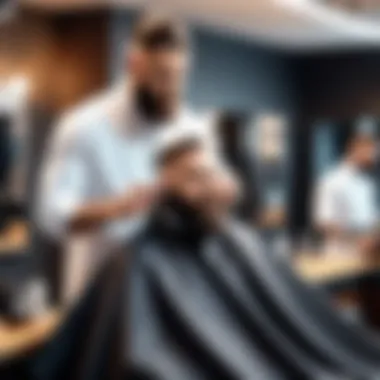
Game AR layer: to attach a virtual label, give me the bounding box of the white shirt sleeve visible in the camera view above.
[313,176,341,228]
[37,114,90,238]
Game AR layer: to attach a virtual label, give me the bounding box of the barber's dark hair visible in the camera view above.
[157,136,203,168]
[131,13,188,51]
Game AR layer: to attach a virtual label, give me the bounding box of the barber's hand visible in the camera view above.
[120,183,161,215]
[212,172,240,210]
[357,234,379,260]
[203,172,239,224]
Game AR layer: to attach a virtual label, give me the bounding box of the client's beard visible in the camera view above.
[134,87,175,123]
[155,194,214,238]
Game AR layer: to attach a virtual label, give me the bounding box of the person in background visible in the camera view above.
[37,13,236,304]
[313,133,379,255]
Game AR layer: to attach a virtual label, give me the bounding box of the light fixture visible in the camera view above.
[276,0,380,40]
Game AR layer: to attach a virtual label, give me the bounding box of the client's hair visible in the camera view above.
[157,136,204,168]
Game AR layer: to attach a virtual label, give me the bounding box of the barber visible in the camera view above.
[313,133,379,255]
[37,14,236,304]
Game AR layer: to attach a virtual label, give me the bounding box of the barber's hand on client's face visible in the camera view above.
[121,183,161,214]
[155,139,240,227]
[357,234,379,261]
[203,171,240,224]
[217,172,240,209]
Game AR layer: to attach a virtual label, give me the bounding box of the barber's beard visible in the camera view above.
[134,87,177,123]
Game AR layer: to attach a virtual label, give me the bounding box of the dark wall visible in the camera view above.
[187,29,297,113]
[1,9,109,113]
[295,52,380,119]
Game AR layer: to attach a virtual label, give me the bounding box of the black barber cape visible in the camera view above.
[126,203,380,380]
[38,203,380,380]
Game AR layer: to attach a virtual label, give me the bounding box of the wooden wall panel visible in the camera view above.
[0,9,109,113]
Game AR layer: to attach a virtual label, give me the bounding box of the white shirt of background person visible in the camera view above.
[36,82,216,306]
[313,162,378,253]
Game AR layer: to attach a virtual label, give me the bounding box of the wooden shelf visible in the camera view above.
[0,221,29,255]
[0,309,63,363]
[293,252,380,284]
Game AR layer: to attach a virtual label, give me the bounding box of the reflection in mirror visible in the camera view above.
[292,116,380,331]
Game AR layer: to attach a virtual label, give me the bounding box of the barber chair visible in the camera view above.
[29,248,127,380]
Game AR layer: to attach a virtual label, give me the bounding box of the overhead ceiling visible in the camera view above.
[18,0,380,52]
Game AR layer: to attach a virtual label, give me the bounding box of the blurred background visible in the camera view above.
[3,0,380,378]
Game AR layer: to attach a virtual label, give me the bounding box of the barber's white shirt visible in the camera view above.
[313,162,378,233]
[37,82,215,304]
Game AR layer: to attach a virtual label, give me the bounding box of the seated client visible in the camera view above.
[126,136,313,380]
[73,135,380,380]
